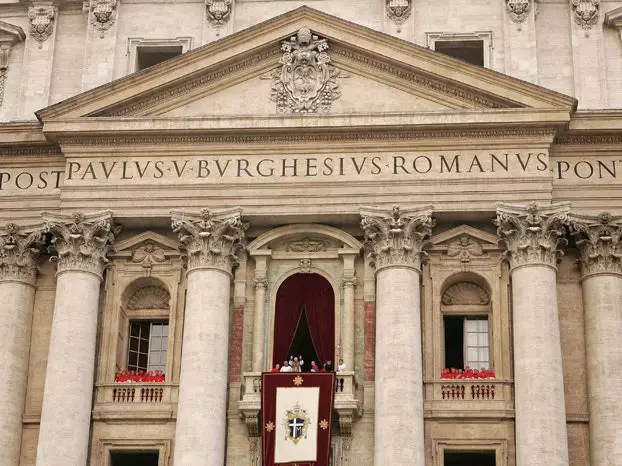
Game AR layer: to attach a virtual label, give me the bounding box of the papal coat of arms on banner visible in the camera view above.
[283,402,311,444]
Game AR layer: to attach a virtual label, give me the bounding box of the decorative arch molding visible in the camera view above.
[441,282,490,306]
[121,276,171,310]
[248,223,362,252]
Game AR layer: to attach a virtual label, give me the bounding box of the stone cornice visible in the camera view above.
[0,144,61,157]
[171,207,248,276]
[42,210,118,279]
[0,221,44,285]
[495,202,570,271]
[569,212,622,278]
[360,204,435,272]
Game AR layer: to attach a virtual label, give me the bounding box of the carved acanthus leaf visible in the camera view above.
[286,237,327,252]
[171,208,248,275]
[495,202,569,270]
[569,212,622,277]
[572,0,600,32]
[442,282,490,305]
[205,0,233,27]
[127,285,170,310]
[42,211,118,278]
[0,222,44,285]
[506,0,532,23]
[264,27,345,114]
[386,0,412,26]
[28,6,55,47]
[361,205,435,272]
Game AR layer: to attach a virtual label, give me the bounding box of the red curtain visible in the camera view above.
[273,273,335,367]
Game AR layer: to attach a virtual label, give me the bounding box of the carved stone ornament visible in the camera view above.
[286,237,327,252]
[446,235,484,271]
[386,0,412,26]
[0,22,25,107]
[569,212,622,278]
[253,277,268,290]
[249,436,260,466]
[0,222,44,285]
[360,205,435,272]
[506,0,532,24]
[442,282,490,306]
[495,202,570,270]
[171,207,248,275]
[87,0,117,38]
[572,0,600,32]
[205,0,233,27]
[127,285,171,310]
[132,241,166,276]
[299,258,312,273]
[265,27,345,114]
[28,6,55,48]
[42,211,119,278]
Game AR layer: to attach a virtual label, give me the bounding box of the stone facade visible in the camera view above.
[1,2,621,466]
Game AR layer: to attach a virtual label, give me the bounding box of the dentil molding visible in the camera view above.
[495,202,570,270]
[171,207,248,275]
[569,212,622,278]
[0,222,44,285]
[360,205,435,272]
[42,210,119,279]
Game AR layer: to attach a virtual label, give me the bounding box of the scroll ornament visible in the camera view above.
[171,208,248,274]
[361,205,435,271]
[266,27,345,114]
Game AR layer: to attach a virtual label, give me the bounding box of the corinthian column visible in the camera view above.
[171,208,248,466]
[360,205,434,466]
[36,211,117,466]
[0,222,43,466]
[495,202,570,466]
[569,212,622,466]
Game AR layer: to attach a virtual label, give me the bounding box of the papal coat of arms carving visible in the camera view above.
[282,402,311,444]
[265,27,345,113]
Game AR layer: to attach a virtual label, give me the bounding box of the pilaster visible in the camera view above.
[503,0,538,83]
[250,252,269,372]
[19,1,57,118]
[0,22,25,109]
[570,0,607,108]
[81,0,119,91]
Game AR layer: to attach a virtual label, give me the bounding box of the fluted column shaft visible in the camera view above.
[361,205,433,466]
[251,277,267,372]
[496,203,570,466]
[36,211,116,466]
[570,213,622,466]
[342,277,355,370]
[0,223,43,466]
[172,208,248,466]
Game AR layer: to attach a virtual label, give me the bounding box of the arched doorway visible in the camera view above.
[272,273,335,370]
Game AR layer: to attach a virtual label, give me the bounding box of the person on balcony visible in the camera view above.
[337,359,346,372]
[271,364,280,373]
[280,360,293,372]
[325,360,334,372]
[310,361,319,372]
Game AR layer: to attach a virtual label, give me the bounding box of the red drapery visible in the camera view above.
[273,273,335,367]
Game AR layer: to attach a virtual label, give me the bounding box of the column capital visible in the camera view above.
[342,276,357,289]
[360,205,434,273]
[171,207,248,276]
[42,210,118,279]
[495,202,570,270]
[569,212,622,278]
[0,222,44,285]
[253,277,268,290]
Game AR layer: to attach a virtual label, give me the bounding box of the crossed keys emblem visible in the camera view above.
[283,402,311,444]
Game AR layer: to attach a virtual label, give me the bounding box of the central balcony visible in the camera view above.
[424,379,514,418]
[92,383,179,420]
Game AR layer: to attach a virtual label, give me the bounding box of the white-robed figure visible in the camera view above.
[280,360,293,372]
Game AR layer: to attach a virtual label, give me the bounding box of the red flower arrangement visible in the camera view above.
[440,366,495,379]
[114,369,165,383]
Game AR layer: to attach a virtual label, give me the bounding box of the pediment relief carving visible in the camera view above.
[431,225,499,250]
[126,285,170,310]
[442,282,490,306]
[114,231,180,254]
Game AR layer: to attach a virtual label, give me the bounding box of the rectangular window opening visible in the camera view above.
[127,320,169,373]
[435,40,484,67]
[444,316,490,371]
[136,45,183,71]
[444,450,496,466]
[110,451,159,466]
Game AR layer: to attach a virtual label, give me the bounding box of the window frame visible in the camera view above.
[98,439,170,466]
[127,319,170,373]
[425,31,493,68]
[433,439,507,466]
[127,37,193,74]
[441,305,493,372]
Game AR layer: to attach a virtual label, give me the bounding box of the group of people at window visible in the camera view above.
[114,369,166,382]
[272,355,347,373]
[441,366,495,379]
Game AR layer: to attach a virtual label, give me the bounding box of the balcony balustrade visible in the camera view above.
[424,379,514,418]
[92,383,179,420]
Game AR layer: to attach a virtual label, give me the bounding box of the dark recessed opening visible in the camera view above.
[136,46,183,71]
[110,451,159,466]
[435,40,485,67]
[444,450,496,466]
[444,315,464,369]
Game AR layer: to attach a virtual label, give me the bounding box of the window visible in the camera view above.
[110,451,159,466]
[426,32,492,68]
[444,450,495,466]
[444,316,490,371]
[127,37,192,73]
[127,320,169,373]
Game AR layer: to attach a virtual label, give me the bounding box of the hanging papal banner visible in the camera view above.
[262,372,335,466]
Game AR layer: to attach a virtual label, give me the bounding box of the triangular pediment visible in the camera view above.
[114,231,180,256]
[36,7,576,123]
[431,225,500,251]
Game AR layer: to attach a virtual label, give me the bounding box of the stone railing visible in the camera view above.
[424,380,514,418]
[92,383,179,420]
